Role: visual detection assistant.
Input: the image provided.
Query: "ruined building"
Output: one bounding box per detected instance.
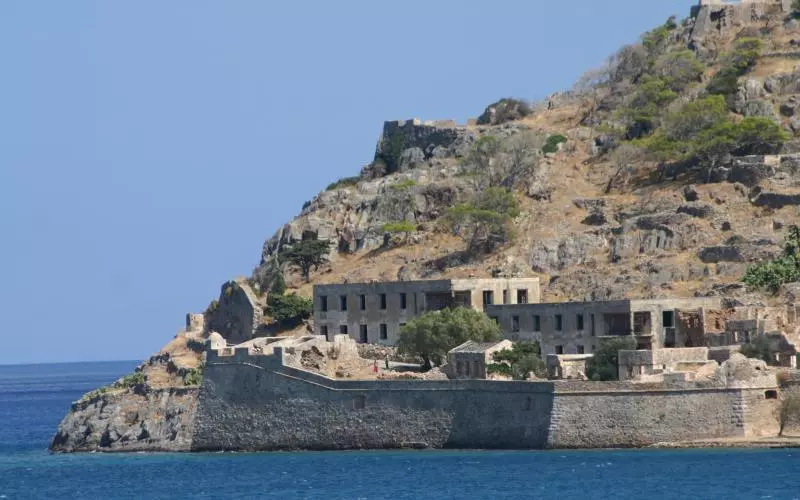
[313,278,540,345]
[487,297,722,355]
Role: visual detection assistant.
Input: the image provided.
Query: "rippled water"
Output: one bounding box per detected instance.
[2,362,800,499]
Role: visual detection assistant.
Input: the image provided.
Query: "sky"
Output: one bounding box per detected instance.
[0,0,698,364]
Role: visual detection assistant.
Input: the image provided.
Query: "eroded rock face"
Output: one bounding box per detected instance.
[50,387,197,452]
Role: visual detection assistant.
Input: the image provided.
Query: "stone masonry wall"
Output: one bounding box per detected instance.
[190,348,779,451]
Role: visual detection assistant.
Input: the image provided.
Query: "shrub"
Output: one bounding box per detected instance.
[585,337,637,381]
[115,371,146,388]
[375,130,407,173]
[266,293,313,328]
[382,221,417,234]
[269,272,287,295]
[642,16,677,54]
[183,366,204,386]
[708,38,763,105]
[390,179,417,190]
[205,299,219,315]
[301,200,311,210]
[743,226,800,293]
[654,50,704,92]
[326,176,360,191]
[739,337,774,365]
[476,98,533,125]
[397,307,501,371]
[443,187,520,254]
[487,342,547,380]
[542,134,568,154]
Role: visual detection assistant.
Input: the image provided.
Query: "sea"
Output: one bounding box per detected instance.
[1,361,799,499]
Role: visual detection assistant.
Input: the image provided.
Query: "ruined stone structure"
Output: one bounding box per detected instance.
[313,278,540,345]
[487,298,722,355]
[191,343,781,451]
[618,347,715,381]
[446,340,512,379]
[691,0,791,40]
[206,279,264,344]
[546,354,593,380]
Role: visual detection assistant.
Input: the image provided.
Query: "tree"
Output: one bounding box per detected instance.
[653,50,704,92]
[397,307,502,371]
[487,341,547,380]
[280,240,330,281]
[585,337,637,381]
[605,143,641,193]
[266,293,313,328]
[778,393,800,436]
[443,187,520,254]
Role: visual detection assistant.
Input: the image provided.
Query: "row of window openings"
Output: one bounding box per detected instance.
[320,323,401,341]
[482,289,528,306]
[554,345,590,355]
[319,293,399,312]
[320,289,530,312]
[509,314,587,333]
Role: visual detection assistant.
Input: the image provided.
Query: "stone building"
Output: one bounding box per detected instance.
[313,278,540,345]
[446,339,513,379]
[486,297,722,355]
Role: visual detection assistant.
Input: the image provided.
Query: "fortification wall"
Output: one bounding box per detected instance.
[191,349,780,451]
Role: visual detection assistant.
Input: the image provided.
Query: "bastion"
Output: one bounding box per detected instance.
[191,340,781,451]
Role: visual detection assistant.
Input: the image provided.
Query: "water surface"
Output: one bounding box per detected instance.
[1,362,798,499]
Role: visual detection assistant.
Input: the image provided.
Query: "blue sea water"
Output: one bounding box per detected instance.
[1,362,800,499]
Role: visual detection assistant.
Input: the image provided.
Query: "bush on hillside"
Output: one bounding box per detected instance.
[115,371,146,388]
[443,187,520,254]
[707,38,763,106]
[266,293,313,328]
[585,337,637,381]
[542,134,568,154]
[743,226,800,293]
[326,176,360,191]
[739,336,775,365]
[476,98,534,125]
[397,308,502,371]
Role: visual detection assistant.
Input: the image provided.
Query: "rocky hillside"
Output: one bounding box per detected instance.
[52,1,800,451]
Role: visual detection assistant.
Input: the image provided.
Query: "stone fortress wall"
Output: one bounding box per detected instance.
[191,342,780,451]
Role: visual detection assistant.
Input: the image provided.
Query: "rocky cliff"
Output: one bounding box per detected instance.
[52,2,800,452]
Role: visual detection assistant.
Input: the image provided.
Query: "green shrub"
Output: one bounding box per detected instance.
[326,176,360,191]
[654,50,704,92]
[476,98,533,125]
[205,299,219,315]
[585,337,637,381]
[487,342,547,380]
[266,293,313,327]
[269,272,287,295]
[390,179,417,190]
[443,187,520,254]
[375,130,407,173]
[115,371,146,388]
[743,226,800,293]
[739,336,774,365]
[81,386,111,401]
[642,16,677,54]
[397,308,501,370]
[708,38,763,105]
[382,221,417,233]
[183,366,204,386]
[542,134,568,154]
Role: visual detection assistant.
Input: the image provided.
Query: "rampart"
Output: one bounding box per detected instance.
[191,346,780,451]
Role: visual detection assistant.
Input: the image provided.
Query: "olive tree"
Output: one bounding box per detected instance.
[397,308,502,371]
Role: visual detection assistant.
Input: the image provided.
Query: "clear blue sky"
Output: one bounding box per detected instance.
[0,0,697,364]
